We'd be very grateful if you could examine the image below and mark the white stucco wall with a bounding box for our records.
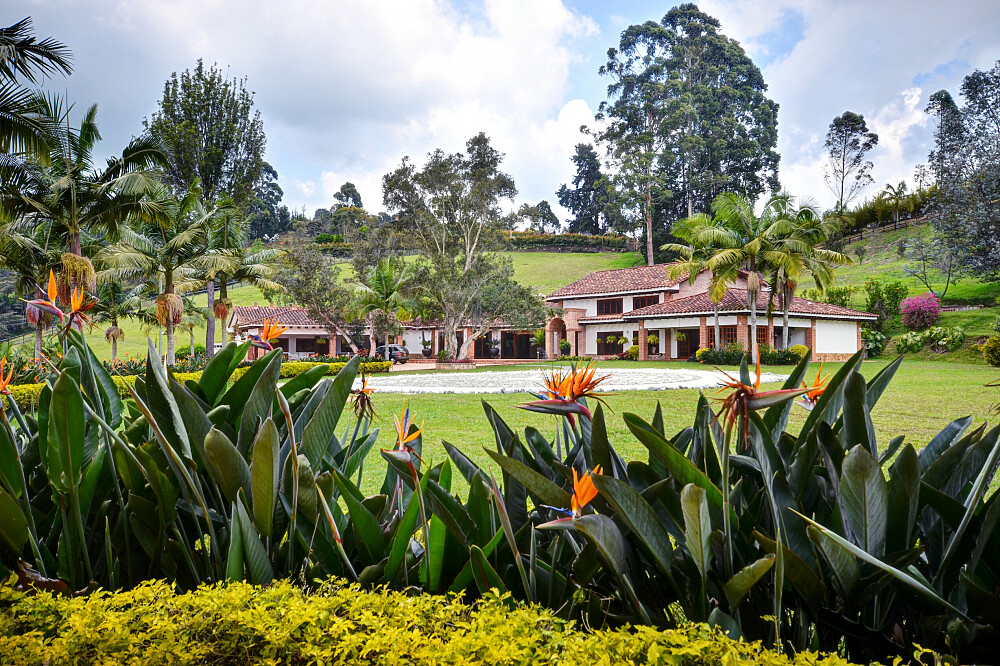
[401,330,427,352]
[815,320,858,353]
[583,323,638,355]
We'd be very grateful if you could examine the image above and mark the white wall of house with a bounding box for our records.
[583,323,638,355]
[815,320,858,353]
[401,330,429,352]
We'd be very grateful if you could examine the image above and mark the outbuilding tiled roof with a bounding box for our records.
[624,289,876,321]
[232,306,320,329]
[547,264,681,300]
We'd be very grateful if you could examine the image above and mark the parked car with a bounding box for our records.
[374,344,409,364]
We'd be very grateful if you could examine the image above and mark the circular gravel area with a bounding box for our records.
[356,367,789,394]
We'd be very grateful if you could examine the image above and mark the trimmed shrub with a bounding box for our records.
[788,344,809,359]
[559,339,571,354]
[981,336,1000,366]
[900,292,942,330]
[0,579,871,666]
[861,328,886,357]
[695,343,745,365]
[894,326,965,354]
[623,344,639,361]
[760,348,802,365]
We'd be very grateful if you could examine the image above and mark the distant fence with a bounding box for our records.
[837,216,927,245]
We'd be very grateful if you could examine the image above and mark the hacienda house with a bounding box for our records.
[543,265,875,362]
[229,264,874,363]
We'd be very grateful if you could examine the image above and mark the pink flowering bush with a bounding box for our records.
[900,292,942,330]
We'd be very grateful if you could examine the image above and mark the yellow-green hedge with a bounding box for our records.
[0,578,876,666]
[5,363,390,410]
[280,360,392,378]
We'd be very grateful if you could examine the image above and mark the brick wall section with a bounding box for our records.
[857,322,863,352]
[638,326,648,361]
[766,318,774,348]
[698,317,708,357]
[804,319,815,350]
[736,315,749,349]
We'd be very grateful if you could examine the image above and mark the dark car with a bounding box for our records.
[374,344,409,364]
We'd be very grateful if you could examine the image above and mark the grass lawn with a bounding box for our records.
[356,357,997,494]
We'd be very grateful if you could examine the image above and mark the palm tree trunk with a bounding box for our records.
[713,304,721,351]
[112,338,118,361]
[190,330,195,356]
[749,289,759,365]
[644,187,654,267]
[219,280,229,345]
[166,318,175,365]
[782,286,791,350]
[206,280,215,357]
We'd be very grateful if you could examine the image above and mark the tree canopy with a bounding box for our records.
[823,111,879,211]
[144,59,266,206]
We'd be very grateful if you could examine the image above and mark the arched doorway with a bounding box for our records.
[545,317,567,358]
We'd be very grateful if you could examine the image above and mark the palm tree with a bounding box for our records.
[351,258,416,360]
[883,181,908,230]
[203,203,282,352]
[0,17,73,171]
[1,95,167,303]
[0,212,56,357]
[693,192,797,364]
[98,181,211,364]
[767,197,852,349]
[91,281,144,361]
[661,213,735,351]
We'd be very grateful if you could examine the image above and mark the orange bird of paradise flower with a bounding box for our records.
[24,270,64,323]
[393,404,422,456]
[65,286,96,332]
[796,362,829,411]
[715,356,810,448]
[519,361,611,420]
[249,317,288,351]
[571,465,602,517]
[0,358,14,395]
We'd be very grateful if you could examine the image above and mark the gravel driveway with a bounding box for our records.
[356,367,789,394]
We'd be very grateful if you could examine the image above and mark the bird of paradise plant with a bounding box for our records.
[519,361,610,421]
[0,357,13,396]
[796,362,829,411]
[393,405,422,456]
[249,317,288,351]
[63,286,96,334]
[571,465,602,518]
[351,374,377,422]
[23,270,64,324]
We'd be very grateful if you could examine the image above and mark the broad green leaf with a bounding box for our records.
[484,449,570,510]
[842,373,877,457]
[573,513,628,574]
[237,352,282,455]
[754,530,825,609]
[204,428,251,504]
[217,349,282,423]
[0,487,28,552]
[333,469,385,560]
[250,418,280,539]
[225,503,245,581]
[806,524,858,598]
[170,379,214,470]
[236,491,273,584]
[593,474,673,575]
[798,349,864,438]
[919,416,972,473]
[681,484,712,584]
[198,342,236,405]
[840,445,887,557]
[45,372,85,495]
[470,544,506,594]
[802,515,968,619]
[886,444,920,553]
[300,356,360,467]
[385,470,431,582]
[724,554,775,608]
[443,441,483,485]
[144,340,192,460]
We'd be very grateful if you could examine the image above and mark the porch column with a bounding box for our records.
[568,329,578,356]
[805,319,816,351]
[329,336,337,356]
[857,322,863,353]
[670,328,678,359]
[699,316,708,353]
[468,335,477,360]
[736,315,749,351]
[638,325,648,361]
[546,330,557,359]
[766,317,774,349]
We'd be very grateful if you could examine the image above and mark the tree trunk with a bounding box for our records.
[782,286,791,350]
[334,326,360,354]
[219,280,228,345]
[206,280,216,357]
[644,187,654,267]
[112,337,118,361]
[190,330,195,357]
[166,318,175,365]
[35,323,43,359]
[713,304,721,351]
[443,313,459,360]
[749,290,759,365]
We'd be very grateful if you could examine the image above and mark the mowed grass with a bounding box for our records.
[356,357,997,494]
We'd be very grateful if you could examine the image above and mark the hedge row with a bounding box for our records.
[0,579,873,665]
[4,361,391,410]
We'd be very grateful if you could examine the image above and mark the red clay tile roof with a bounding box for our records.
[232,306,320,329]
[623,289,876,320]
[578,314,627,323]
[547,264,681,300]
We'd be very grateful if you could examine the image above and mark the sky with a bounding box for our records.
[11,0,1000,223]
